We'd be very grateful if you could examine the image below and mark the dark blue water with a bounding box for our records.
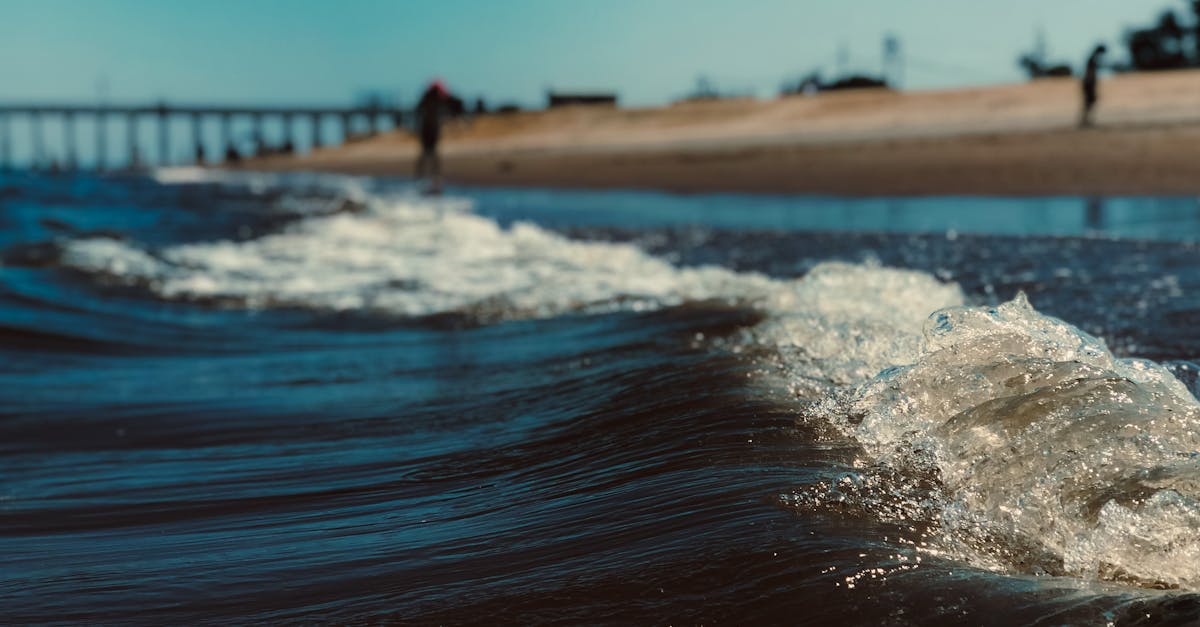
[3,170,1200,624]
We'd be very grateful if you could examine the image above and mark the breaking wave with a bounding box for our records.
[59,194,775,320]
[818,293,1200,589]
[55,177,1200,590]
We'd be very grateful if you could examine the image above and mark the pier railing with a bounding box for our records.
[0,102,410,171]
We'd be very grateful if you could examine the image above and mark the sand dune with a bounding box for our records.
[253,70,1200,195]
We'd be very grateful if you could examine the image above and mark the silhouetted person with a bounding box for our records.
[1081,44,1107,128]
[415,79,452,189]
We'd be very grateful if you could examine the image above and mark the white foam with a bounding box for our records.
[749,261,965,389]
[61,193,776,318]
[825,294,1200,588]
[61,181,971,333]
[152,167,376,201]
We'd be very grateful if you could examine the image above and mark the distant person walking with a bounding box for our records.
[1080,44,1107,128]
[415,79,452,191]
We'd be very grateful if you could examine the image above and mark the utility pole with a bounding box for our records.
[837,42,850,77]
[883,34,903,88]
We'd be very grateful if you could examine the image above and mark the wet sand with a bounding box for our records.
[250,70,1200,196]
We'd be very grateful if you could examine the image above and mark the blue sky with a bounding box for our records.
[0,0,1184,108]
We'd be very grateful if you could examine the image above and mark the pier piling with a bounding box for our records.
[156,103,169,166]
[251,112,264,157]
[126,111,140,169]
[191,112,204,164]
[220,112,234,160]
[282,112,294,153]
[95,109,107,171]
[0,112,10,172]
[63,111,77,171]
[30,111,45,171]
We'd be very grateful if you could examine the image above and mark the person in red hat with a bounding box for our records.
[415,79,452,188]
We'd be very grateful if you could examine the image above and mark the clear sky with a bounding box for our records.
[0,0,1185,108]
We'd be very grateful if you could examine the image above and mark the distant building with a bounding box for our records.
[780,72,889,96]
[1018,54,1073,79]
[546,91,617,108]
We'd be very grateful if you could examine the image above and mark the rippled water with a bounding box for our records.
[2,169,1200,624]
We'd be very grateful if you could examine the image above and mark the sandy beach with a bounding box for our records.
[252,69,1200,195]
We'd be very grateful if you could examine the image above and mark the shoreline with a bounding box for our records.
[245,71,1200,197]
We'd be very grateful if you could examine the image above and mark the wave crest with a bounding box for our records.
[833,293,1200,588]
[59,194,775,320]
[54,173,1200,589]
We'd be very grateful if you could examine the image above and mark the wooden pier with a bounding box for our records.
[0,101,408,171]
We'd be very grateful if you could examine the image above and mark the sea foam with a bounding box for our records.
[60,191,777,319]
[810,293,1200,589]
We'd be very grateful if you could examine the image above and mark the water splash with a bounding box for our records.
[821,294,1200,589]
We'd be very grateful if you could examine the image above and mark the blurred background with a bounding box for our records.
[3,0,1200,171]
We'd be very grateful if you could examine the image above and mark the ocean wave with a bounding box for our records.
[54,176,1200,590]
[809,293,1200,589]
[56,185,970,332]
[58,193,776,319]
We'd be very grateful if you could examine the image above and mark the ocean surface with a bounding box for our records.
[3,169,1200,625]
